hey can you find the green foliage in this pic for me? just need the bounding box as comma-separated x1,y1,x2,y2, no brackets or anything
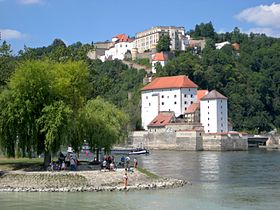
188,22,215,39
162,29,280,133
156,35,171,52
134,58,152,68
0,60,89,158
0,41,15,90
78,97,128,152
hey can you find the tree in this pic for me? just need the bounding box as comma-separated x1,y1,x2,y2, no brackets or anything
0,60,89,167
0,41,15,90
189,22,216,39
78,97,128,160
156,35,171,52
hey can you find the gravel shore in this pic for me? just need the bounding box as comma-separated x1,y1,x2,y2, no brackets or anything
0,169,189,192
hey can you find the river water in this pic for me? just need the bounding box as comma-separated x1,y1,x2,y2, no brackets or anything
1,149,279,210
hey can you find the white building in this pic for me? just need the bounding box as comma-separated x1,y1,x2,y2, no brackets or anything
200,90,228,133
151,52,167,73
101,34,134,61
134,26,188,53
141,75,198,129
215,41,230,50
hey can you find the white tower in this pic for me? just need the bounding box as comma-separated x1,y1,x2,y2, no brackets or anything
200,90,228,133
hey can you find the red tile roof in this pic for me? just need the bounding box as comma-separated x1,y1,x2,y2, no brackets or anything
153,52,166,61
114,34,129,42
142,75,198,91
147,112,174,127
197,90,209,102
185,102,200,113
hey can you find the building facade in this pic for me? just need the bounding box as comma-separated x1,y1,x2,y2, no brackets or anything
141,75,198,129
134,26,188,53
200,90,228,133
100,34,134,61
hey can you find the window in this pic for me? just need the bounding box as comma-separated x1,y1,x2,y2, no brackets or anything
208,118,210,120
167,96,169,98
184,101,187,105
162,102,164,105
208,124,210,126
174,102,177,104
120,44,122,47
208,100,209,103
191,101,193,104
161,95,164,98
221,118,223,120
146,96,148,99
208,112,209,114
208,130,210,132
208,106,209,109
185,107,187,110
174,95,177,98
191,94,193,98
184,94,187,97
221,124,223,127
189,88,190,91
221,130,223,132
149,103,151,106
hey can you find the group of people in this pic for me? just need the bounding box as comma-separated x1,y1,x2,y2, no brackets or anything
50,160,66,171
120,155,137,171
100,155,116,171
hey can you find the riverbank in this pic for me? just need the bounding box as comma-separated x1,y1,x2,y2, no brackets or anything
0,168,189,192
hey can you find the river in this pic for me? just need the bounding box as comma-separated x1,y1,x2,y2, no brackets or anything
1,149,279,210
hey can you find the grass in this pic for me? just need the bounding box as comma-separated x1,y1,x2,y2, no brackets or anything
137,167,160,179
0,157,43,171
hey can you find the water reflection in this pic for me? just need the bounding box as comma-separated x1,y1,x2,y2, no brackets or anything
199,152,220,182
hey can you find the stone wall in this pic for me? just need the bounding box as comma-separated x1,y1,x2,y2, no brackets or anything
128,130,248,151
128,130,203,151
203,133,248,151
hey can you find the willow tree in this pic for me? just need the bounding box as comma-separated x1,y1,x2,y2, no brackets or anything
78,97,128,161
0,60,89,167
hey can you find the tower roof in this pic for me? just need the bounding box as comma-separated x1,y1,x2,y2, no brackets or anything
200,90,227,100
142,75,198,91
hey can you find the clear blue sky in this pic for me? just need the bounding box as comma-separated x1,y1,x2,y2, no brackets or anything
1,0,279,53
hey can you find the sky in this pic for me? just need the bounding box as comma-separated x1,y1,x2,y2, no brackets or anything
1,0,280,53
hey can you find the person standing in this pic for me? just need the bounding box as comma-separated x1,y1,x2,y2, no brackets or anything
123,172,128,189
133,158,137,169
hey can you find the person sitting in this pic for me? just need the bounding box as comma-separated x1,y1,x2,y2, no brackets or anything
100,159,107,171
109,162,115,171
61,161,66,170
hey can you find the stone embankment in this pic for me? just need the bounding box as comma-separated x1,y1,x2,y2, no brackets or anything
0,169,189,192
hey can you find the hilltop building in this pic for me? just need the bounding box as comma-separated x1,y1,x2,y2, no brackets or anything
134,26,189,53
100,34,134,62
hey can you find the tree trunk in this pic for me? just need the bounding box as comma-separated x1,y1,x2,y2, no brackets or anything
44,151,51,170
96,148,99,162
